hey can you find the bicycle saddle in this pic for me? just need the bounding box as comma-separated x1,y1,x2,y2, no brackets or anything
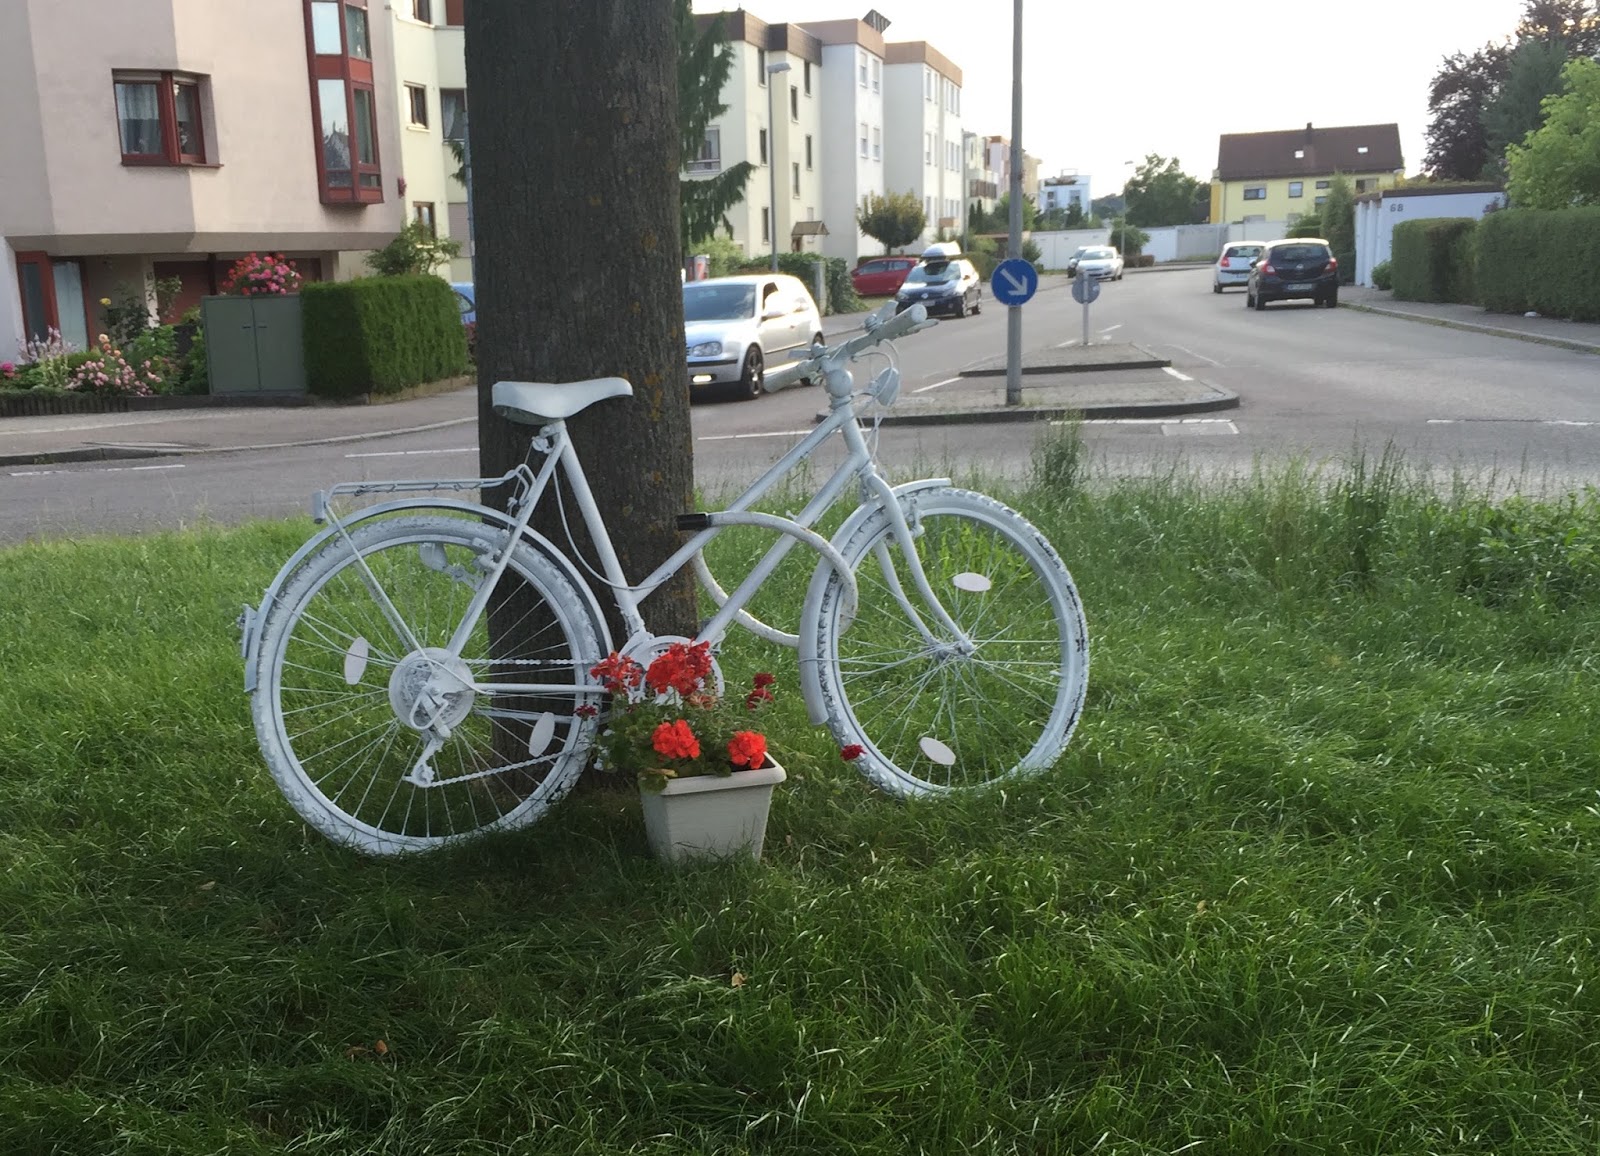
492,377,633,423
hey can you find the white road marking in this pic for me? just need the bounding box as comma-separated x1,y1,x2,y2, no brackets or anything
1162,367,1195,382
9,463,187,477
345,447,477,458
911,376,962,394
697,430,815,441
1428,418,1598,426
1054,339,1079,348
1055,417,1239,435
1100,324,1123,336
1168,343,1222,367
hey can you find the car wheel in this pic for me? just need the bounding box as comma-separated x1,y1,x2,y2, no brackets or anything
798,335,825,385
953,294,967,319
738,346,764,400
972,290,981,315
1254,291,1268,311
1213,282,1223,294
1245,288,1255,308
1325,289,1339,309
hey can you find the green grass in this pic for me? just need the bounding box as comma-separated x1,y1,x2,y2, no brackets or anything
3,441,1600,1153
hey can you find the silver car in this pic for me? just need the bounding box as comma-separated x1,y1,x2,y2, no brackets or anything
683,274,823,400
1077,246,1124,281
1213,241,1265,292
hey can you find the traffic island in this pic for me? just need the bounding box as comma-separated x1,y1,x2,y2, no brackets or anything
959,342,1172,376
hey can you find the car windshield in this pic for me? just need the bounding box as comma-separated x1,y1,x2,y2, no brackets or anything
1071,247,1088,258
1271,245,1328,262
1083,248,1115,259
1227,246,1263,260
683,283,756,321
906,261,958,284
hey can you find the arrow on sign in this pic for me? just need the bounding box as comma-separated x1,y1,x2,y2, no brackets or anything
999,267,1028,294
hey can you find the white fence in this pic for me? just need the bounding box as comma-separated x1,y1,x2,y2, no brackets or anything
1029,221,1291,269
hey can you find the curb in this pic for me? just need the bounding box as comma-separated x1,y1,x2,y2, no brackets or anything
0,416,478,469
819,389,1240,427
1342,303,1600,356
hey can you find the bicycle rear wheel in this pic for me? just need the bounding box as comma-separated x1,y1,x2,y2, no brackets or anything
811,489,1088,796
252,515,604,854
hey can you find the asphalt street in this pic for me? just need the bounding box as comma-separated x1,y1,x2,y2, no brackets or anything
2,268,1598,542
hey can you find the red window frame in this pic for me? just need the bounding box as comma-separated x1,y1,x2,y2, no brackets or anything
303,0,383,205
443,0,463,25
112,71,208,166
14,253,93,348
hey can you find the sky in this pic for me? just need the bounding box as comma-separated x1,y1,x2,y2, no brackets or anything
691,0,1531,196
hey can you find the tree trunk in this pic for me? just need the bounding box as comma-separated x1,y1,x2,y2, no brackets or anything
466,1,695,648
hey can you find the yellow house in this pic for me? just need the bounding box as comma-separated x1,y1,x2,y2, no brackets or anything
1210,122,1404,227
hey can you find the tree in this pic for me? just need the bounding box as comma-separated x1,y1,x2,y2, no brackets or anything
1424,45,1510,179
1110,217,1149,257
467,2,696,645
1516,0,1600,53
992,192,1039,233
677,1,755,248
366,220,462,276
1320,175,1357,281
1507,57,1600,208
857,191,926,253
1122,154,1207,226
1482,36,1573,178
1091,193,1125,219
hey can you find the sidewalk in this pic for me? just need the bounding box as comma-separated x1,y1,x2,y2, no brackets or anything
1341,286,1600,355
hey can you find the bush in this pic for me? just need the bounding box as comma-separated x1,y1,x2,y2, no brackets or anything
1476,206,1600,321
301,275,470,399
1320,176,1357,283
1371,260,1394,290
1287,217,1325,238
734,253,862,315
366,222,462,278
1390,218,1478,304
1126,254,1156,268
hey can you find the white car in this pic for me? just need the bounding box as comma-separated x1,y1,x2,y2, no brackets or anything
1213,241,1265,292
683,274,823,401
1076,246,1124,281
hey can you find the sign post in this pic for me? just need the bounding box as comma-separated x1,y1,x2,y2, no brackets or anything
1070,271,1100,345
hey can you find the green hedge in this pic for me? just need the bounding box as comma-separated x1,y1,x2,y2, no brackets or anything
1390,218,1479,305
735,254,862,314
1477,207,1600,321
301,275,469,399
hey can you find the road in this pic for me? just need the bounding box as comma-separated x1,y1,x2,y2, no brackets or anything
3,269,1598,542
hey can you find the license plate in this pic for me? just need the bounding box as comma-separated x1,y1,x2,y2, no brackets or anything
1286,282,1313,291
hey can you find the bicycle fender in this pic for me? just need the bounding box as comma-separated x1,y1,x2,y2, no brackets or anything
796,478,951,727
240,498,612,693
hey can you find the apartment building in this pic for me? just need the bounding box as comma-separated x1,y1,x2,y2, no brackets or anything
388,0,471,281
2,0,408,351
984,136,1042,204
1211,123,1404,227
1039,172,1092,216
883,42,964,249
801,14,889,262
964,130,1000,223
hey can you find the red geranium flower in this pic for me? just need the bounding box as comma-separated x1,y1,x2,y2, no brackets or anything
646,641,714,697
590,652,644,694
753,672,776,688
727,730,767,769
840,744,864,761
651,719,701,761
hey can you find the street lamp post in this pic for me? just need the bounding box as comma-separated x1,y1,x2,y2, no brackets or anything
765,60,792,272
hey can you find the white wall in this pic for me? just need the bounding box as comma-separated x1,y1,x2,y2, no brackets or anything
1354,191,1506,286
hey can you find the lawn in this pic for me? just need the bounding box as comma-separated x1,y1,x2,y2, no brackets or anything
2,436,1598,1154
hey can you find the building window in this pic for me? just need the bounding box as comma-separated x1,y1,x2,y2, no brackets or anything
792,162,800,197
441,88,466,141
444,0,463,24
406,84,429,127
1243,186,1266,200
925,195,932,218
1314,196,1327,208
1288,181,1303,198
858,50,868,87
304,0,382,204
924,67,934,101
757,48,767,83
1294,148,1304,159
113,73,209,165
803,60,811,95
1315,180,1331,190
762,207,770,242
758,128,768,165
870,58,880,92
859,123,868,158
790,85,798,121
411,0,431,22
872,126,880,160
688,126,720,173
805,134,813,169
1356,178,1376,193
924,132,932,165
414,202,436,235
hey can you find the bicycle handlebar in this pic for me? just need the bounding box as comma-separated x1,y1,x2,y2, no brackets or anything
764,303,934,394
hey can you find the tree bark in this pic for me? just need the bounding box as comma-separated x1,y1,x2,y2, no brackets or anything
466,1,695,644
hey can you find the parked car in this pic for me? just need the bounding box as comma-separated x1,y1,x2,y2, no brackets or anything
850,256,917,297
1212,242,1264,293
1065,246,1090,276
1245,238,1340,310
683,274,823,400
451,281,475,324
894,244,983,318
1075,246,1124,281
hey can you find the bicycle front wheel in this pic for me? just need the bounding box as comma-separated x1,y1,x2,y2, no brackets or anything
252,515,605,854
812,488,1088,796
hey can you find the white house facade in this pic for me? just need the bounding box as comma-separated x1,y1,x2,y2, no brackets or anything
1353,184,1506,287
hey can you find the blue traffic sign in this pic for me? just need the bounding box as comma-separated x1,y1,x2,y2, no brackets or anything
990,258,1039,306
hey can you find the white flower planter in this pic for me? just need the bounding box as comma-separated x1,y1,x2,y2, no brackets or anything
638,761,786,864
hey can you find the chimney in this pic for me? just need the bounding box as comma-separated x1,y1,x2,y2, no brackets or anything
1306,122,1313,132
